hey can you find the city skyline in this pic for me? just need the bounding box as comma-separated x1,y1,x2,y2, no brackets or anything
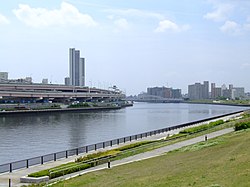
0,1,250,95
1,71,248,97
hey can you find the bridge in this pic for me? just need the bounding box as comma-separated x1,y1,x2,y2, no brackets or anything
128,94,183,103
0,83,125,102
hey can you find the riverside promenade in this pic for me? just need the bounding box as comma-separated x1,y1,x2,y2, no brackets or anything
0,124,235,187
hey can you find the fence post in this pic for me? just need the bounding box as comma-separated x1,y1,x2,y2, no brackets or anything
146,133,147,137
54,153,56,161
110,140,112,147
117,139,119,145
66,151,68,158
26,160,29,168
130,136,132,142
141,134,143,139
95,144,97,151
9,179,11,187
86,146,88,153
9,163,12,173
76,148,78,155
103,142,105,149
124,137,126,143
41,156,44,165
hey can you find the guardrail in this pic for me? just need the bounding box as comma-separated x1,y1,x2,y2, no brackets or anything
0,110,245,174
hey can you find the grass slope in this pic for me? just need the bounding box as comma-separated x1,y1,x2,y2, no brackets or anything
51,129,250,187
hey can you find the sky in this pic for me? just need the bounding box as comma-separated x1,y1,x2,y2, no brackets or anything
0,0,250,95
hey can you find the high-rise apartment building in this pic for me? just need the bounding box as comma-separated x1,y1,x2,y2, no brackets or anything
211,83,222,99
232,87,245,99
42,78,48,84
188,81,209,100
64,77,70,86
0,72,8,82
69,48,85,87
147,87,182,99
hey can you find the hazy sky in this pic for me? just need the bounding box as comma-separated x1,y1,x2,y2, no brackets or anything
0,0,250,95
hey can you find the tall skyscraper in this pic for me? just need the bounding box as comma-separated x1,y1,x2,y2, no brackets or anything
69,48,85,86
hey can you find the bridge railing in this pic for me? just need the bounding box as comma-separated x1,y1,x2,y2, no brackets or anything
0,110,244,174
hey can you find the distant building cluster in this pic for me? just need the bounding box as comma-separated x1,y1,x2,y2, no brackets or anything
188,81,245,100
1,48,86,87
147,87,182,99
0,72,33,84
129,80,248,102
0,72,50,85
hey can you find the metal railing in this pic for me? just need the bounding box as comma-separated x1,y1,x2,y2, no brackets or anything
0,110,244,174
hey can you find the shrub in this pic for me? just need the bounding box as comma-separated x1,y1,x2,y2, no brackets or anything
68,102,90,108
28,170,50,178
180,120,224,134
28,163,91,179
50,163,91,179
75,150,120,162
165,133,187,140
116,141,153,151
234,121,250,131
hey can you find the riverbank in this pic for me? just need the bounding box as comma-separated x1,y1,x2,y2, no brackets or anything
182,100,250,107
50,128,249,187
0,111,246,186
0,106,122,116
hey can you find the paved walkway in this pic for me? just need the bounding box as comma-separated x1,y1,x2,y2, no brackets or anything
49,128,234,185
0,127,234,187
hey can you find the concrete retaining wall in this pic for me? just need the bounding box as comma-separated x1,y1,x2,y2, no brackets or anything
20,176,49,183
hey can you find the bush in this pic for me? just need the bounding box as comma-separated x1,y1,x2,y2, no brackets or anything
234,121,250,131
68,102,90,108
28,170,50,178
28,163,91,179
116,141,153,151
75,150,120,162
180,120,224,134
50,163,91,179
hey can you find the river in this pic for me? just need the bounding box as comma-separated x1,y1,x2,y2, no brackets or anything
0,102,247,164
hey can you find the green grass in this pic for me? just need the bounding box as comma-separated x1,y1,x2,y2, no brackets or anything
50,129,250,187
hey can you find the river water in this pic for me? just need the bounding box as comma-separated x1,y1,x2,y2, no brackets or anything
0,103,247,164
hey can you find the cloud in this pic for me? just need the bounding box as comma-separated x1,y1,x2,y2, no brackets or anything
13,2,97,28
154,20,190,33
220,20,250,35
204,3,234,22
220,20,240,34
0,13,10,24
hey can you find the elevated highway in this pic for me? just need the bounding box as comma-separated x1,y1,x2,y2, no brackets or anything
0,83,125,101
